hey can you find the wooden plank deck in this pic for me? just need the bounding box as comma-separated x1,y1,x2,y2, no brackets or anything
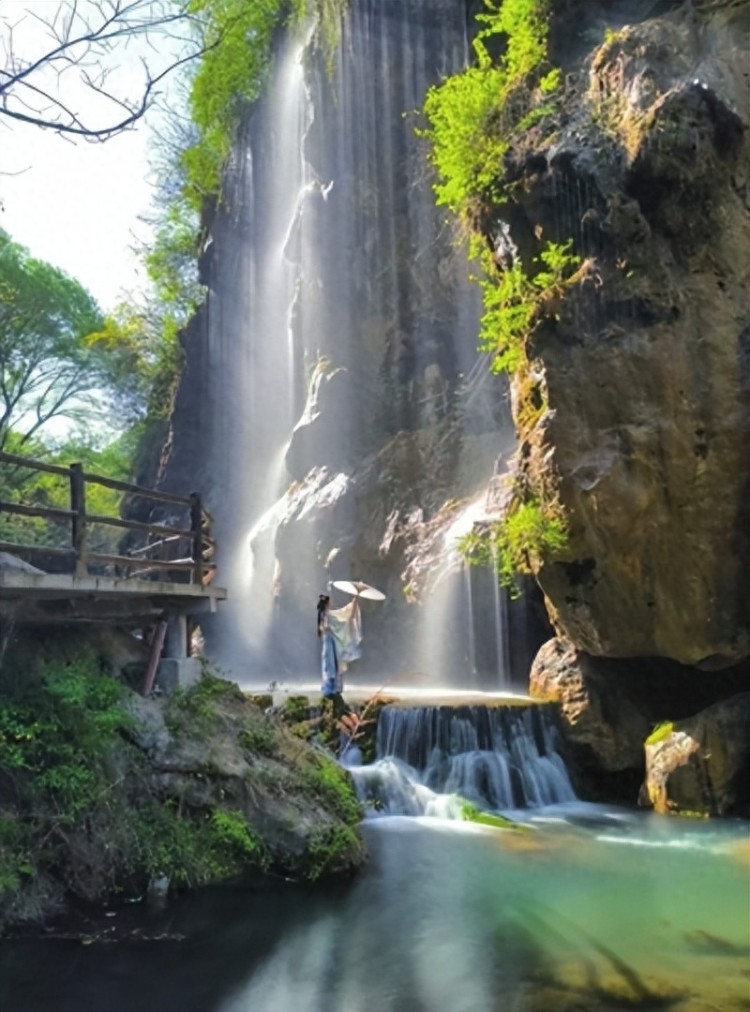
0,570,226,624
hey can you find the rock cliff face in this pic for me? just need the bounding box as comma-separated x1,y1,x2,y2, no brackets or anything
163,0,748,722
494,1,750,668
162,0,522,683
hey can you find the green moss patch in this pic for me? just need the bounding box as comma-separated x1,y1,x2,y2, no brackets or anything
460,800,532,832
645,721,674,746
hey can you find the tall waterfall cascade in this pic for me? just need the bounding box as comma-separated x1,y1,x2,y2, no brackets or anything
169,1,532,686
349,704,576,817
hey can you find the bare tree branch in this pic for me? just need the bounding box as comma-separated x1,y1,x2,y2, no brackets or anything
0,1,218,141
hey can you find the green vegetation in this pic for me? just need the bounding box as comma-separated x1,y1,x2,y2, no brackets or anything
0,649,129,813
645,721,675,746
282,695,313,723
164,669,242,734
419,2,582,592
474,238,581,375
0,224,185,562
603,26,626,46
301,752,363,826
460,800,530,831
129,799,268,886
419,2,584,386
458,496,568,595
207,808,265,861
182,0,346,209
183,0,294,210
421,4,580,384
238,717,278,756
0,425,147,556
0,653,270,922
420,0,558,218
0,230,153,448
0,649,135,917
0,817,35,901
0,640,366,928
247,693,273,709
306,823,361,880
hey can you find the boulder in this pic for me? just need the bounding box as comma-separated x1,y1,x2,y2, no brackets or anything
530,637,651,800
643,692,750,816
530,638,651,770
121,692,172,753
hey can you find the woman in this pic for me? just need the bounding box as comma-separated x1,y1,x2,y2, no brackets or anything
318,593,362,698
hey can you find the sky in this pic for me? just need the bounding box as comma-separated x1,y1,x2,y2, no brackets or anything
1,120,155,310
0,1,191,311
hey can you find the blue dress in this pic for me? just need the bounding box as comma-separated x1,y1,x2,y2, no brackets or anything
320,600,362,696
320,625,340,697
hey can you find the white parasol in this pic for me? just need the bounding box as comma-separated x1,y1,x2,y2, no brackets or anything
331,579,386,601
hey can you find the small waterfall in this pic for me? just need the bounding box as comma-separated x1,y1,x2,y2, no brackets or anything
350,704,576,817
412,492,522,690
408,486,544,692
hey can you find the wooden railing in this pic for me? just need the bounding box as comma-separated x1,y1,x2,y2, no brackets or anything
0,451,215,586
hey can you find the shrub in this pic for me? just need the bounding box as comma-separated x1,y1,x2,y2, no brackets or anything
238,719,277,756
458,496,568,596
165,671,239,733
305,823,361,880
475,238,581,375
129,800,266,886
420,0,557,218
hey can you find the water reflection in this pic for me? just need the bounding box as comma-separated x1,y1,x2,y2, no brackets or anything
2,812,748,1012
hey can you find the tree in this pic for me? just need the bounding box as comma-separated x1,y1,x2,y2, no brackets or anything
0,1,210,141
0,229,147,450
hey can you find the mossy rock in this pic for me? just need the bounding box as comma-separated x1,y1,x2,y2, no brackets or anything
0,644,366,932
246,693,273,710
280,695,314,723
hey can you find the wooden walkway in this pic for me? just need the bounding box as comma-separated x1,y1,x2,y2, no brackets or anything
0,451,226,625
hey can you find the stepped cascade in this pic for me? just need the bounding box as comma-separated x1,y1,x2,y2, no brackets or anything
351,704,576,816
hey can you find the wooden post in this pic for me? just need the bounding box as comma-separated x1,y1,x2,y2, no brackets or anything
189,492,204,586
70,462,87,578
141,619,168,697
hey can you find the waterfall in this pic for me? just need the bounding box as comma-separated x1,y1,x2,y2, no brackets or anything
350,704,576,817
169,0,525,686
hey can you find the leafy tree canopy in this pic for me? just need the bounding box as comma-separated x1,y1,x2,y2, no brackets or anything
0,229,155,451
